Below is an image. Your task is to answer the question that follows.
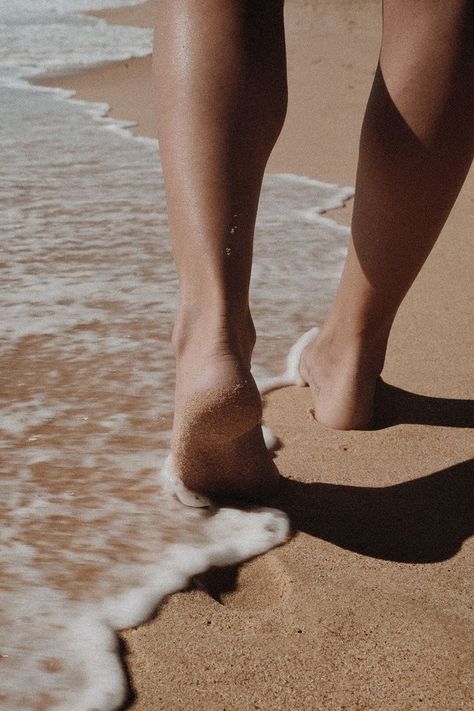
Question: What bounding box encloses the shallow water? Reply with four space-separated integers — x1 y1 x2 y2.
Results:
0 3 353 709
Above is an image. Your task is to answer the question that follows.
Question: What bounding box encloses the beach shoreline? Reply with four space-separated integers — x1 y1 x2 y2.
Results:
33 1 474 709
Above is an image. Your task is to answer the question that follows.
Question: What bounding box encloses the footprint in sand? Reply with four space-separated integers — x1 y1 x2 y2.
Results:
195 554 291 611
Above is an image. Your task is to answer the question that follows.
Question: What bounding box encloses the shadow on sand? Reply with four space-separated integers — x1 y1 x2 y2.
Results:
196 457 473 602
373 380 474 429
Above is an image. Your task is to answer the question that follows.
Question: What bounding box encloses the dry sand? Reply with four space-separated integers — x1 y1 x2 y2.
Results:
36 1 473 709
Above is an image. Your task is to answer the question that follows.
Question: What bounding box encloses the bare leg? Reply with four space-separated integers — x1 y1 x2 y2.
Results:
301 0 474 429
153 1 287 498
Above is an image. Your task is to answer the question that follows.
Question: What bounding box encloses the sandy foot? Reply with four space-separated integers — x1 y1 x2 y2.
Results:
299 330 380 430
171 358 280 503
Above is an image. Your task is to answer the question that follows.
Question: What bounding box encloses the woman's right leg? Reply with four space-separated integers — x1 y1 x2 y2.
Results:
153 1 287 498
301 0 474 429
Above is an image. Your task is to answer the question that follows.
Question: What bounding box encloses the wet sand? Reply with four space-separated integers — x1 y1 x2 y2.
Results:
36 1 474 709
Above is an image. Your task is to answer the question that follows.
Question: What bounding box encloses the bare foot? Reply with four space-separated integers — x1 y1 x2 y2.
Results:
299 330 385 430
171 317 280 501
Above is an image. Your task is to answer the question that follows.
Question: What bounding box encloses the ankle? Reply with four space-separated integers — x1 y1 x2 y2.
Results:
172 305 256 365
316 320 389 377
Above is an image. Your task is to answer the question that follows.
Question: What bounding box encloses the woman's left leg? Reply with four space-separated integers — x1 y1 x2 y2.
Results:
153 1 287 498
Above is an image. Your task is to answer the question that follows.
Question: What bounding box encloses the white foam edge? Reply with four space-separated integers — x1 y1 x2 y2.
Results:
261 424 278 450
3 72 159 148
63 506 289 711
256 326 319 394
100 508 289 632
267 173 354 212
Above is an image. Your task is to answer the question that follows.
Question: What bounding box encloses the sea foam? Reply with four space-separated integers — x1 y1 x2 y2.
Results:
0 2 353 709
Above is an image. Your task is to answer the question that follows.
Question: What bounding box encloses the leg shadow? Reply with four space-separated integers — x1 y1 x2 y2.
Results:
273 458 473 563
374 380 474 429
